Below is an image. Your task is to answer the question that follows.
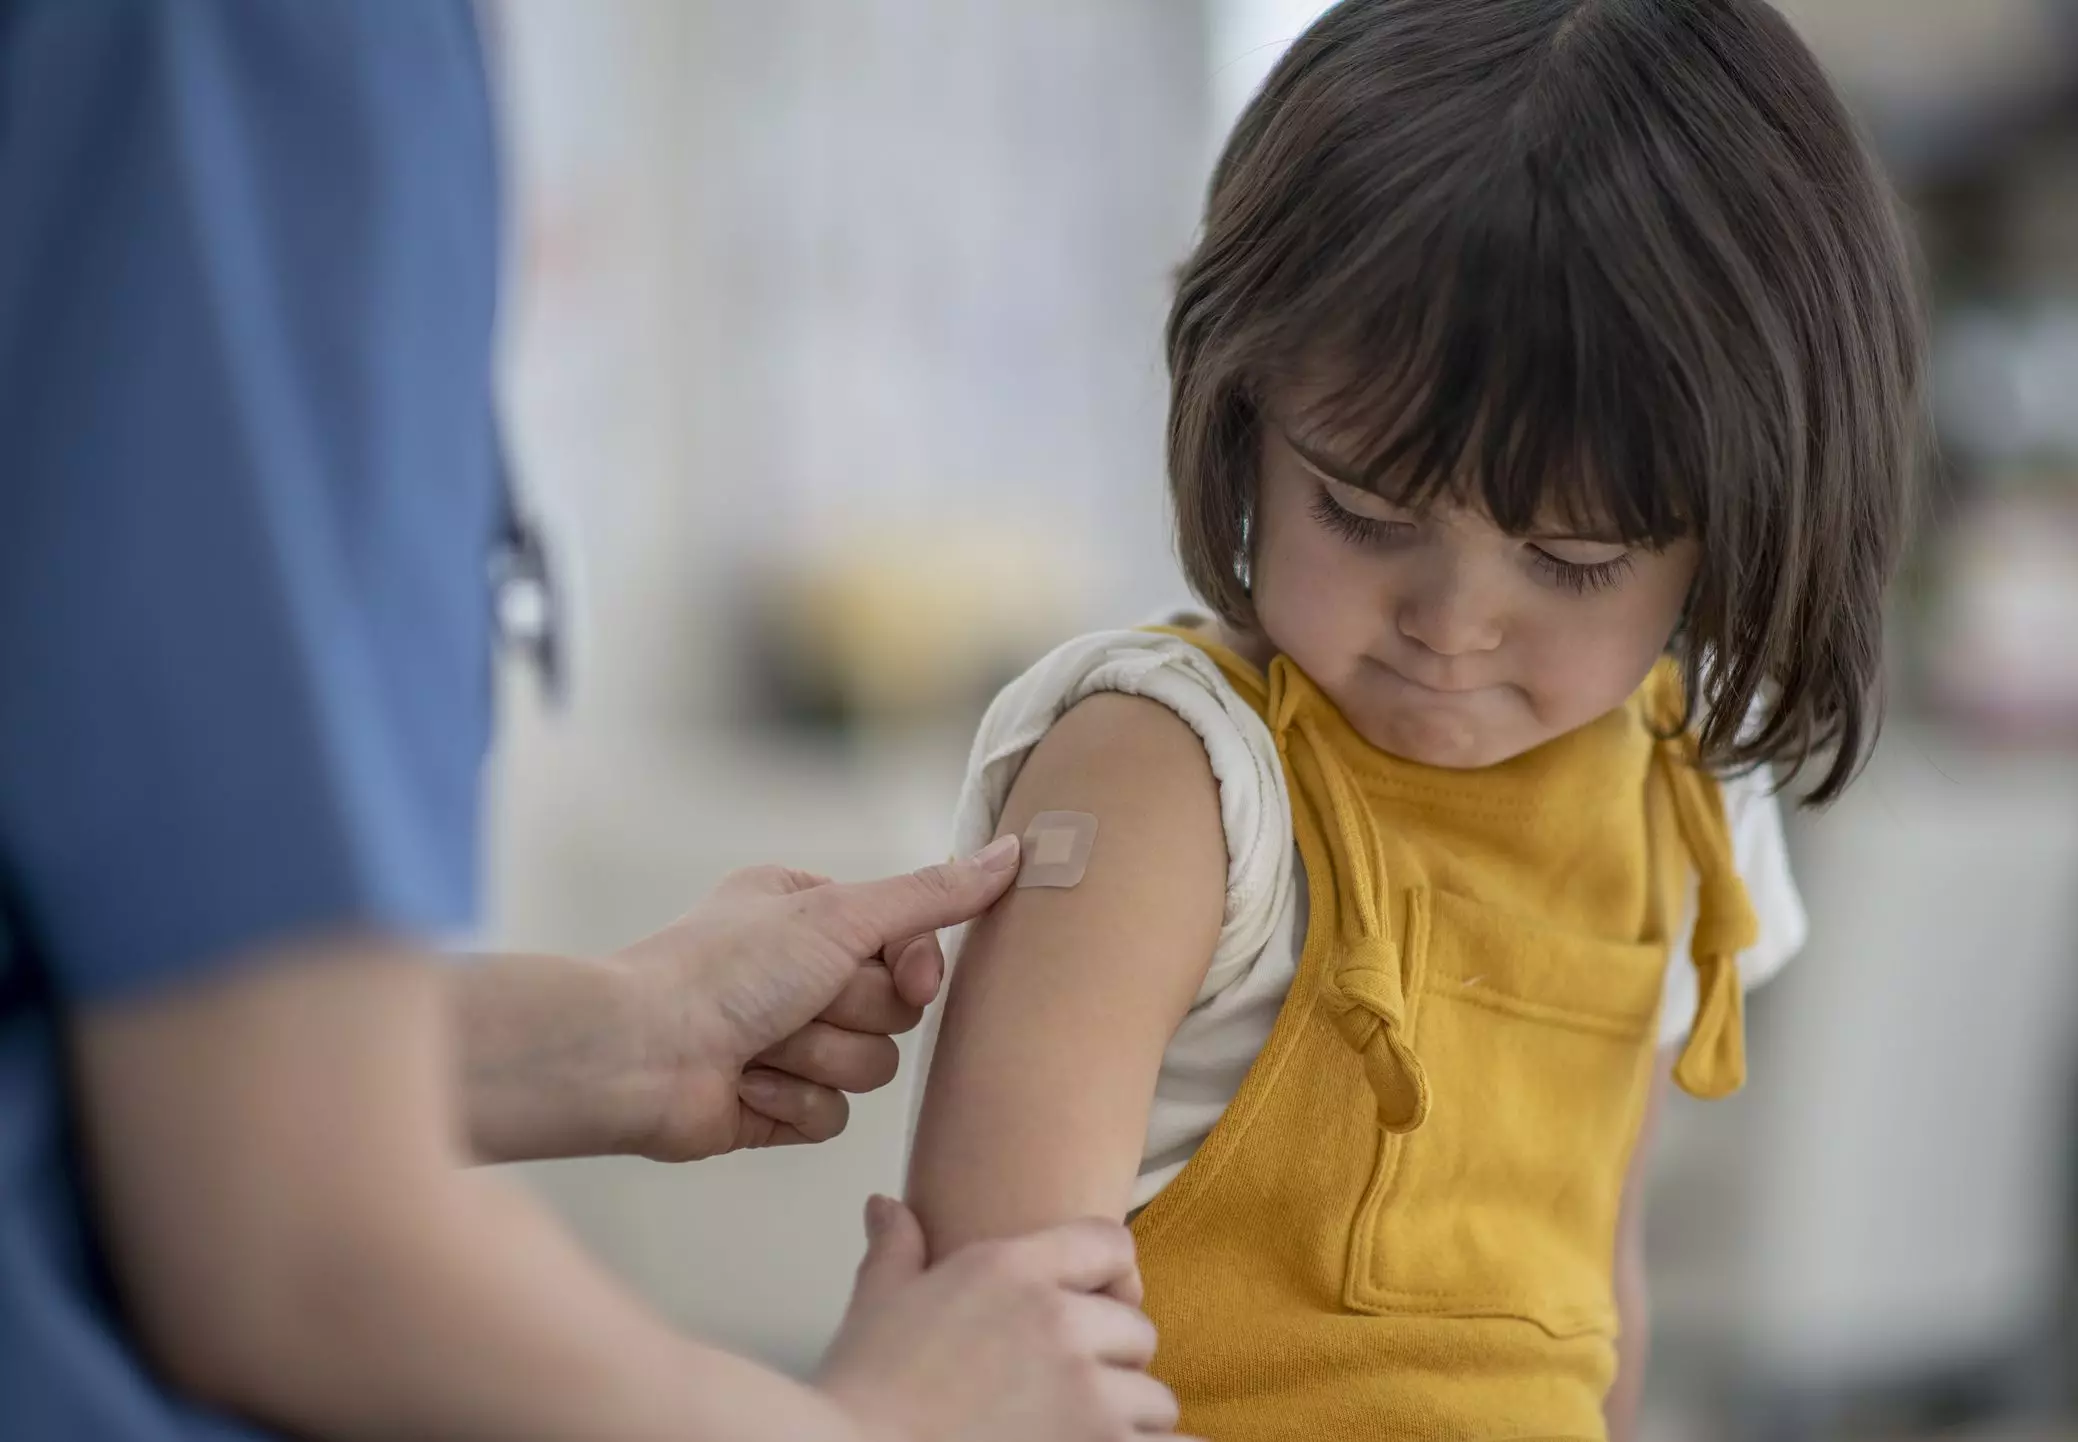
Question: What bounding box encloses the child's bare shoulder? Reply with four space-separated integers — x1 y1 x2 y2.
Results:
1001 689 1225 872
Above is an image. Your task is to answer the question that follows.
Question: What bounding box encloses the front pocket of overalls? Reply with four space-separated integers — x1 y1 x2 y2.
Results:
1340 887 1666 1338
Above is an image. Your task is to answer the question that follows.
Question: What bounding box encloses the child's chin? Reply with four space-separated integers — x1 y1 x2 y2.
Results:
1358 707 1533 771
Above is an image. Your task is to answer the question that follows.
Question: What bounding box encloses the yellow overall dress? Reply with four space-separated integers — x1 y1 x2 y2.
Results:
1133 632 1756 1441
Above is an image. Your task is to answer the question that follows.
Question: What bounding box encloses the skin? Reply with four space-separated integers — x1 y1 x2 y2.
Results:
909 397 1700 1436
80 844 1190 1442
1235 416 1700 770
457 863 980 1165
907 693 1229 1257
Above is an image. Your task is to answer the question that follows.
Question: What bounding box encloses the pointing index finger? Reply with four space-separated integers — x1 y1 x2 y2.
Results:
809 835 1020 954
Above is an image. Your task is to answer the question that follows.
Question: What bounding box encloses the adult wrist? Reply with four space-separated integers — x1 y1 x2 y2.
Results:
456 951 675 1162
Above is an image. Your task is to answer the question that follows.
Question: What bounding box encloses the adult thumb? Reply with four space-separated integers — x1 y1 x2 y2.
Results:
816 835 1021 954
853 1194 927 1307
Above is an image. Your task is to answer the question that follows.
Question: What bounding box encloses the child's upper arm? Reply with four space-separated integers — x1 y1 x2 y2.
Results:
906 690 1227 1258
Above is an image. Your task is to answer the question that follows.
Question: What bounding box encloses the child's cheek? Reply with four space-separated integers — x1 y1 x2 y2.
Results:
1260 534 1381 669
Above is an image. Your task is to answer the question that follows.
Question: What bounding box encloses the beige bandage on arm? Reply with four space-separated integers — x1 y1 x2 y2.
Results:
1017 811 1099 889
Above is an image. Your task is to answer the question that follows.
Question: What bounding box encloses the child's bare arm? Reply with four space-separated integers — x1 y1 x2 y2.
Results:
1605 1048 1674 1442
907 692 1228 1258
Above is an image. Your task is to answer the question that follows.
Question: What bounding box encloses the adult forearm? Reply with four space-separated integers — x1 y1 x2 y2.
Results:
81 947 852 1442
198 1167 856 1442
452 951 663 1163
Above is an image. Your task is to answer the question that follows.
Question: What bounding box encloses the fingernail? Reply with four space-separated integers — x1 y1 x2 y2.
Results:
738 1071 786 1107
974 833 1020 873
864 1193 892 1238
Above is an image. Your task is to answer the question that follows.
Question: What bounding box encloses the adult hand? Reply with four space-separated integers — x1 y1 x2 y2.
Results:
605 835 1021 1160
819 1197 1191 1442
455 837 1019 1165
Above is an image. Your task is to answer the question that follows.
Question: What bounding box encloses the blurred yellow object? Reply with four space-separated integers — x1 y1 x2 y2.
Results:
764 521 1093 728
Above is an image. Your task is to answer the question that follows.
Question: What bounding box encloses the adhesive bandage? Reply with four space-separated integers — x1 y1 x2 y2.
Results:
1016 811 1099 889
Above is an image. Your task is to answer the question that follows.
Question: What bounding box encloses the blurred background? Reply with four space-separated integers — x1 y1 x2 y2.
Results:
481 3 2078 1437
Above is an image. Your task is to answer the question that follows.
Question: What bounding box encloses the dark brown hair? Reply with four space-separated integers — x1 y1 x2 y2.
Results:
1168 0 1927 804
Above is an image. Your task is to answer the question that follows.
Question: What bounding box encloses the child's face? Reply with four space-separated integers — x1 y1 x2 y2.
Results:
1243 417 1700 770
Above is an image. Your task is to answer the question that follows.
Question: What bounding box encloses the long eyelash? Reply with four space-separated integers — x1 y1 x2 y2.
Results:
1307 487 1398 547
1532 550 1634 595
1312 484 1632 593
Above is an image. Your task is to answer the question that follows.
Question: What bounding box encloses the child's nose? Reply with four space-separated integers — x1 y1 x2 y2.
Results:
1395 564 1504 658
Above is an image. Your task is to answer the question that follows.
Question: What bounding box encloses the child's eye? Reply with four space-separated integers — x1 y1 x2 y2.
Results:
1529 547 1634 595
1308 486 1410 549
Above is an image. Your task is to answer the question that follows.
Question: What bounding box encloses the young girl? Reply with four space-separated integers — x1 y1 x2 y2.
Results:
906 1 1924 1438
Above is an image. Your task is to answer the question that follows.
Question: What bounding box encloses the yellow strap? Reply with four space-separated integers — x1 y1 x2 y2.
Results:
1142 624 1269 708
1661 737 1760 1099
1145 629 1431 1129
1266 656 1430 1132
1330 936 1430 1132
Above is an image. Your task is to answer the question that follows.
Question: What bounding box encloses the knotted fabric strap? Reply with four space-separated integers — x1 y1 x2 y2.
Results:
1267 657 1430 1133
1661 733 1760 1099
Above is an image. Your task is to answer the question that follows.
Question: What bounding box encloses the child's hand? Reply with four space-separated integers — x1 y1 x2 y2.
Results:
819 1196 1193 1442
603 838 1021 1161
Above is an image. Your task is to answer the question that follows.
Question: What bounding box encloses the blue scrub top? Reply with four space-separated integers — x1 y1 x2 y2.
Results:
0 3 505 1437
